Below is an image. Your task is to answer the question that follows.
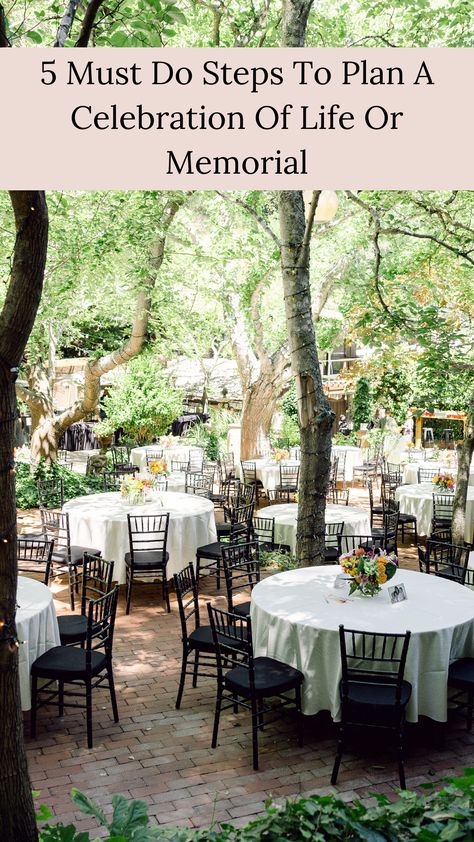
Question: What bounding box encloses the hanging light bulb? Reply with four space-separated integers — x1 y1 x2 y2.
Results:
314 190 339 223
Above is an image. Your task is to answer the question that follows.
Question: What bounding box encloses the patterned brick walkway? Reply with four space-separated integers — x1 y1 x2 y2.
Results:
22 487 474 836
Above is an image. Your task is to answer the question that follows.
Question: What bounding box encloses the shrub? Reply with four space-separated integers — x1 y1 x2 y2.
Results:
100 355 184 445
16 461 104 510
37 771 474 841
352 377 373 431
186 422 221 461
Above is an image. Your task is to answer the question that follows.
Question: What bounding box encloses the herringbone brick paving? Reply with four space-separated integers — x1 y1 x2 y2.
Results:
21 485 474 835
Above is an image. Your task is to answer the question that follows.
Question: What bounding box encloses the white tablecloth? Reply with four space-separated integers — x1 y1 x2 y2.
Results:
332 445 363 481
16 577 60 711
131 445 202 472
251 566 474 722
396 483 474 541
402 460 474 487
257 502 371 554
63 492 217 583
241 459 300 492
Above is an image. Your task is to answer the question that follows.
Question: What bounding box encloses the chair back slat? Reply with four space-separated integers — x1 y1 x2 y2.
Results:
207 604 253 679
339 534 376 555
145 448 164 464
174 564 200 639
339 624 411 705
325 521 344 551
80 553 115 613
40 508 70 551
17 537 54 585
171 459 190 473
278 464 300 489
37 477 64 509
241 461 257 486
127 514 170 557
417 467 439 483
253 516 275 549
86 586 119 662
424 539 470 584
185 472 212 498
222 541 260 612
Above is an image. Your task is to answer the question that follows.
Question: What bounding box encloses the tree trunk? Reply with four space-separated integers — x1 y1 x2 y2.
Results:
281 0 313 46
452 392 474 545
0 191 48 842
0 4 9 46
21 198 186 465
279 0 333 566
279 189 334 566
54 0 80 46
240 374 279 459
75 0 104 46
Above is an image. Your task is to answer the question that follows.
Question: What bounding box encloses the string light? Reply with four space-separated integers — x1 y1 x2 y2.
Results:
0 522 16 545
0 615 21 649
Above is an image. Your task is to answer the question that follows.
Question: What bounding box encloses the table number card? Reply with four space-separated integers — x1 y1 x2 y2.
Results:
388 583 408 604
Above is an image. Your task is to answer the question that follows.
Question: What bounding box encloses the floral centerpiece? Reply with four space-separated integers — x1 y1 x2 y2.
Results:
432 473 455 492
339 547 398 597
148 459 169 480
159 434 180 449
270 448 289 462
121 475 152 505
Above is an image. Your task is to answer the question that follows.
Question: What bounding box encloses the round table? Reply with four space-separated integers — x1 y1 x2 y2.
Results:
332 445 363 481
16 577 60 711
251 566 474 722
131 445 202 472
63 491 217 584
241 459 300 493
402 461 474 487
257 502 371 554
395 483 474 542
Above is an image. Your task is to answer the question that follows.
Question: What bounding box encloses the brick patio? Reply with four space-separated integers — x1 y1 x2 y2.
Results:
22 486 474 836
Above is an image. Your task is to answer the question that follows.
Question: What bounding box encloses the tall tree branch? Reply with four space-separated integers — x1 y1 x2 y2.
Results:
75 0 103 46
217 191 281 250
54 0 81 46
0 4 10 46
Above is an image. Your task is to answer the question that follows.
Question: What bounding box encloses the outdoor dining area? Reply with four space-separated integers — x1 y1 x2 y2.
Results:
15 424 474 825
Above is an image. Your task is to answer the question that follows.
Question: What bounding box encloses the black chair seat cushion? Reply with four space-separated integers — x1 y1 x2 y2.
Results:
342 676 412 709
124 550 169 569
211 494 227 505
449 658 474 690
196 542 222 560
189 625 215 653
216 523 232 537
58 614 88 644
233 601 251 618
225 656 304 698
31 645 107 679
53 546 101 566
275 485 298 493
372 505 384 515
399 513 417 524
324 547 339 563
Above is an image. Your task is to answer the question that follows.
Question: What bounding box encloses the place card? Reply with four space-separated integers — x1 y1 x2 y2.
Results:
388 583 407 604
325 594 354 605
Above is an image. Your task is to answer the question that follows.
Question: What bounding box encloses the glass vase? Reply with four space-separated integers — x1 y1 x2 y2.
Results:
128 489 145 506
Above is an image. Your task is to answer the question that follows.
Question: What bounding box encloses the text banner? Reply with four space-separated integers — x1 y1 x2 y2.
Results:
1 48 472 189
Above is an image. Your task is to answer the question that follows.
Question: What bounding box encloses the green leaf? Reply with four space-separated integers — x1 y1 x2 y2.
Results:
108 31 129 46
26 30 43 42
109 794 149 834
70 790 108 827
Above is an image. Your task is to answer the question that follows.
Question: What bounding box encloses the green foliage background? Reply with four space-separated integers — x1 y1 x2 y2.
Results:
100 355 184 445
